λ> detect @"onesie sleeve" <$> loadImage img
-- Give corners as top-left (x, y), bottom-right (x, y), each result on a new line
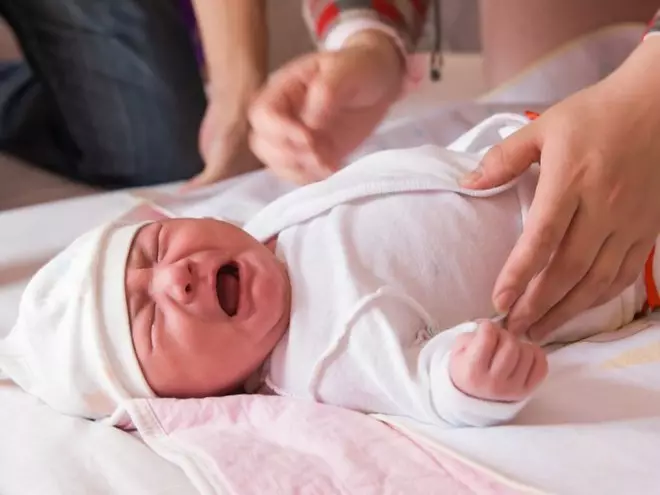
top-left (302, 0), bottom-right (430, 53)
top-left (308, 300), bottom-right (531, 428)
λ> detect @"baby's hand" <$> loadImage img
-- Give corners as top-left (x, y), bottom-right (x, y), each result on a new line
top-left (449, 321), bottom-right (548, 402)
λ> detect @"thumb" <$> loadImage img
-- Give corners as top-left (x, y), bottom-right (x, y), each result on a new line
top-left (302, 55), bottom-right (357, 129)
top-left (461, 125), bottom-right (541, 189)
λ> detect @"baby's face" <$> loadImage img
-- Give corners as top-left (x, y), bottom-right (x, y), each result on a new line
top-left (125, 218), bottom-right (291, 398)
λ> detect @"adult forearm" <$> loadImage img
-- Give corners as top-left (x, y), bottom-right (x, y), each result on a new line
top-left (303, 0), bottom-right (430, 51)
top-left (191, 0), bottom-right (268, 91)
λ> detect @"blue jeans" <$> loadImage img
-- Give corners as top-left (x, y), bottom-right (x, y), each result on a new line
top-left (0, 0), bottom-right (206, 188)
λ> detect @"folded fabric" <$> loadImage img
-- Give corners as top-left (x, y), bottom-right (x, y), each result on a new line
top-left (127, 394), bottom-right (527, 495)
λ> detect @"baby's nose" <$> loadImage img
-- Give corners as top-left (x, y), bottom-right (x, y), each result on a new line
top-left (151, 260), bottom-right (195, 304)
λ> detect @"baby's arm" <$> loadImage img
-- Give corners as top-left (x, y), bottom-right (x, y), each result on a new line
top-left (425, 321), bottom-right (548, 427)
top-left (306, 305), bottom-right (547, 427)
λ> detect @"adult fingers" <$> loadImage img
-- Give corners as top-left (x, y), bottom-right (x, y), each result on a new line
top-left (250, 117), bottom-right (313, 154)
top-left (249, 133), bottom-right (310, 184)
top-left (248, 59), bottom-right (317, 149)
top-left (525, 234), bottom-right (627, 341)
top-left (183, 168), bottom-right (224, 190)
top-left (254, 132), bottom-right (331, 183)
top-left (492, 163), bottom-right (579, 315)
top-left (461, 125), bottom-right (540, 189)
top-left (302, 52), bottom-right (358, 130)
top-left (250, 132), bottom-right (332, 185)
top-left (182, 136), bottom-right (238, 190)
top-left (249, 118), bottom-right (335, 179)
top-left (592, 239), bottom-right (654, 308)
top-left (249, 92), bottom-right (312, 150)
top-left (507, 204), bottom-right (611, 334)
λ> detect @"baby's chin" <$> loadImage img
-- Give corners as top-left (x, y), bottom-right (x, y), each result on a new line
top-left (251, 274), bottom-right (291, 344)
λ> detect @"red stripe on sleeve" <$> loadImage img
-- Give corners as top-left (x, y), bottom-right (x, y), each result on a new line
top-left (316, 3), bottom-right (341, 38)
top-left (371, 0), bottom-right (405, 25)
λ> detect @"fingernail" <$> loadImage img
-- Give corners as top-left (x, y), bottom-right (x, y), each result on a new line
top-left (494, 289), bottom-right (516, 313)
top-left (460, 168), bottom-right (482, 186)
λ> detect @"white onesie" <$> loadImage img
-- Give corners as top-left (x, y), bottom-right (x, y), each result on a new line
top-left (245, 117), bottom-right (646, 428)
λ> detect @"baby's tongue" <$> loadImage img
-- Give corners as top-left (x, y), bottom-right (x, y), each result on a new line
top-left (217, 271), bottom-right (239, 316)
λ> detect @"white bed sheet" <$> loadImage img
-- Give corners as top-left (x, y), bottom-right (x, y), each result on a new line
top-left (381, 316), bottom-right (660, 495)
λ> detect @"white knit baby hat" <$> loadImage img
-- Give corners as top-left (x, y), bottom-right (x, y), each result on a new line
top-left (0, 221), bottom-right (155, 424)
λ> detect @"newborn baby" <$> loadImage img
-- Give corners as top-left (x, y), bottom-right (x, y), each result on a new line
top-left (1, 141), bottom-right (656, 428)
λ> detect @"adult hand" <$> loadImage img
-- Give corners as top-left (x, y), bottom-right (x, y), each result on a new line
top-left (462, 38), bottom-right (660, 341)
top-left (249, 30), bottom-right (405, 184)
top-left (183, 83), bottom-right (262, 190)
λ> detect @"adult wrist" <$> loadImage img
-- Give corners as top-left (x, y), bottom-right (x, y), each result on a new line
top-left (607, 36), bottom-right (660, 96)
top-left (207, 62), bottom-right (265, 101)
top-left (345, 30), bottom-right (405, 71)
top-left (343, 28), bottom-right (424, 96)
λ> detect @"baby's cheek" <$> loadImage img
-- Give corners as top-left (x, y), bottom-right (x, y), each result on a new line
top-left (188, 324), bottom-right (259, 396)
top-left (146, 318), bottom-right (239, 398)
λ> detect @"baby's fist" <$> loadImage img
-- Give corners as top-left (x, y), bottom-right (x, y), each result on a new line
top-left (449, 321), bottom-right (548, 402)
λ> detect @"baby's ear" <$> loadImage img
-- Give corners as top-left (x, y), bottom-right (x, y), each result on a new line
top-left (117, 202), bottom-right (173, 223)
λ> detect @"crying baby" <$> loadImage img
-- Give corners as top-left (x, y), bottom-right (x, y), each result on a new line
top-left (0, 144), bottom-right (655, 428)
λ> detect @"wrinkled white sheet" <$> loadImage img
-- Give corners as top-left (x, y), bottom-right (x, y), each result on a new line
top-left (379, 316), bottom-right (660, 495)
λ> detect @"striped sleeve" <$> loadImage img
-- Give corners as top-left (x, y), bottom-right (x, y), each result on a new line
top-left (303, 0), bottom-right (430, 52)
top-left (644, 8), bottom-right (660, 39)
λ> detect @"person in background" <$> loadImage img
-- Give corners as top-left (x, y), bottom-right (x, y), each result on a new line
top-left (250, 0), bottom-right (660, 344)
top-left (0, 0), bottom-right (266, 189)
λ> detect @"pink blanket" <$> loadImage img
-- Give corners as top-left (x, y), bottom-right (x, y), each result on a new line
top-left (126, 395), bottom-right (523, 495)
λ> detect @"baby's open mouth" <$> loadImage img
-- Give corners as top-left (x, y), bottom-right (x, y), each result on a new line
top-left (216, 262), bottom-right (240, 317)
